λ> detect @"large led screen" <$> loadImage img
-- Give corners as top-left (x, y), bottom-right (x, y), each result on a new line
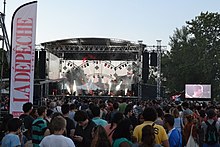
top-left (185, 84), bottom-right (211, 99)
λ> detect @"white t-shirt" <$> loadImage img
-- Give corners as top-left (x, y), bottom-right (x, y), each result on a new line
top-left (40, 134), bottom-right (75, 147)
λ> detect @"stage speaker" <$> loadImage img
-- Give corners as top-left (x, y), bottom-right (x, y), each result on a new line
top-left (142, 51), bottom-right (149, 83)
top-left (141, 84), bottom-right (165, 100)
top-left (150, 52), bottom-right (157, 66)
top-left (33, 84), bottom-right (41, 105)
top-left (39, 51), bottom-right (46, 79)
top-left (141, 84), bottom-right (157, 100)
top-left (34, 51), bottom-right (39, 79)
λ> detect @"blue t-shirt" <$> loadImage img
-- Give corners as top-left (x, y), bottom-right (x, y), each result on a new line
top-left (1, 133), bottom-right (21, 147)
top-left (92, 117), bottom-right (108, 127)
top-left (169, 128), bottom-right (182, 147)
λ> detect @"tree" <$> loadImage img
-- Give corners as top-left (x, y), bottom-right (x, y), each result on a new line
top-left (161, 12), bottom-right (220, 99)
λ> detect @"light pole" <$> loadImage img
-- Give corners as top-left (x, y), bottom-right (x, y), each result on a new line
top-left (0, 0), bottom-right (6, 120)
top-left (156, 40), bottom-right (162, 99)
top-left (138, 40), bottom-right (144, 99)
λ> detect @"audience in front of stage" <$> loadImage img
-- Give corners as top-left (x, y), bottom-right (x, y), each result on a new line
top-left (0, 97), bottom-right (220, 147)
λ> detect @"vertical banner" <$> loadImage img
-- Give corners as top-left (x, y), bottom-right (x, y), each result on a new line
top-left (10, 1), bottom-right (37, 117)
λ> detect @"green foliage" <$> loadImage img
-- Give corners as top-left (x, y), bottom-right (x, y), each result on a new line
top-left (162, 12), bottom-right (220, 99)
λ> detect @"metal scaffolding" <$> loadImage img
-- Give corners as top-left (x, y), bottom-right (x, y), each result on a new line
top-left (146, 40), bottom-right (167, 99)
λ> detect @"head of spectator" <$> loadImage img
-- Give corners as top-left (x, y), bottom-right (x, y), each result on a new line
top-left (113, 102), bottom-right (119, 111)
top-left (46, 109), bottom-right (54, 118)
top-left (91, 125), bottom-right (111, 147)
top-left (124, 104), bottom-right (133, 117)
top-left (143, 107), bottom-right (157, 122)
top-left (7, 118), bottom-right (22, 134)
top-left (110, 112), bottom-right (124, 129)
top-left (22, 102), bottom-right (33, 114)
top-left (163, 114), bottom-right (174, 131)
top-left (172, 108), bottom-right (180, 118)
top-left (30, 108), bottom-right (38, 119)
top-left (112, 118), bottom-right (132, 141)
top-left (199, 109), bottom-right (206, 119)
top-left (51, 116), bottom-right (66, 135)
top-left (206, 109), bottom-right (216, 119)
top-left (69, 103), bottom-right (76, 111)
top-left (49, 102), bottom-right (56, 110)
top-left (137, 113), bottom-right (144, 125)
top-left (141, 125), bottom-right (156, 147)
top-left (74, 110), bottom-right (89, 127)
top-left (45, 109), bottom-right (53, 122)
top-left (37, 106), bottom-right (47, 118)
top-left (182, 102), bottom-right (189, 110)
top-left (156, 107), bottom-right (164, 120)
top-left (61, 104), bottom-right (70, 116)
top-left (91, 106), bottom-right (101, 118)
top-left (0, 114), bottom-right (13, 137)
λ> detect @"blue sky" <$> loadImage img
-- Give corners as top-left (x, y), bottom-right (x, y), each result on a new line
top-left (1, 0), bottom-right (220, 48)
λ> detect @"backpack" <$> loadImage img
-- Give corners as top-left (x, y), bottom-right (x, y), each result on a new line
top-left (205, 121), bottom-right (218, 144)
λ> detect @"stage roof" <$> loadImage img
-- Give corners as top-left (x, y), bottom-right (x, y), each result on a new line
top-left (40, 37), bottom-right (146, 60)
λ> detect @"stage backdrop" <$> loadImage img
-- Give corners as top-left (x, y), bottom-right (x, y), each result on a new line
top-left (10, 1), bottom-right (37, 117)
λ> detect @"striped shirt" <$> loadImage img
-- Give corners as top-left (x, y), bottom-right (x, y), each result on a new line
top-left (32, 118), bottom-right (47, 147)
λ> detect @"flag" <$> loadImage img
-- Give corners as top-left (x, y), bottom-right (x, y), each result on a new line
top-left (10, 1), bottom-right (37, 117)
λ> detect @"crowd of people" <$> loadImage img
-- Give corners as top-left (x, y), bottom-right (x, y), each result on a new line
top-left (0, 97), bottom-right (219, 147)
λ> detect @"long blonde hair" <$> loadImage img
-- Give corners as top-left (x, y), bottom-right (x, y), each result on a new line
top-left (91, 125), bottom-right (111, 147)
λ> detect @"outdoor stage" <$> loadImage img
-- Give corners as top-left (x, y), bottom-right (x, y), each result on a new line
top-left (34, 38), bottom-right (149, 101)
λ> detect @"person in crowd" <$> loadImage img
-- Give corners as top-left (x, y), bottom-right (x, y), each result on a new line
top-left (86, 102), bottom-right (95, 119)
top-left (39, 116), bottom-right (75, 147)
top-left (104, 112), bottom-right (124, 145)
top-left (73, 110), bottom-right (96, 147)
top-left (0, 114), bottom-right (13, 143)
top-left (68, 103), bottom-right (77, 127)
top-left (110, 102), bottom-right (120, 122)
top-left (112, 118), bottom-right (133, 147)
top-left (137, 113), bottom-right (145, 125)
top-left (30, 108), bottom-right (39, 119)
top-left (1, 118), bottom-right (22, 147)
top-left (19, 102), bottom-right (35, 140)
top-left (139, 125), bottom-right (162, 147)
top-left (91, 125), bottom-right (111, 147)
top-left (155, 107), bottom-right (164, 126)
top-left (164, 114), bottom-right (182, 147)
top-left (133, 101), bottom-right (143, 119)
top-left (32, 106), bottom-right (48, 147)
top-left (99, 102), bottom-right (107, 120)
top-left (124, 104), bottom-right (138, 129)
top-left (48, 112), bottom-right (64, 135)
top-left (172, 108), bottom-right (182, 134)
top-left (133, 107), bottom-right (169, 147)
top-left (182, 113), bottom-right (198, 146)
top-left (61, 103), bottom-right (75, 138)
top-left (45, 109), bottom-right (53, 124)
top-left (182, 102), bottom-right (193, 126)
top-left (49, 101), bottom-right (57, 112)
top-left (201, 109), bottom-right (220, 147)
top-left (105, 100), bottom-right (114, 122)
top-left (119, 98), bottom-right (127, 114)
top-left (91, 106), bottom-right (108, 127)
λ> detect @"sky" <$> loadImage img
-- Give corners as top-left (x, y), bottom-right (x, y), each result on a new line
top-left (1, 0), bottom-right (220, 49)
